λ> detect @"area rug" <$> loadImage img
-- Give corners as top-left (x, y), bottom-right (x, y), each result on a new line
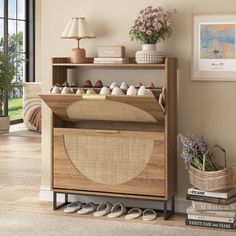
top-left (0, 211), bottom-right (234, 236)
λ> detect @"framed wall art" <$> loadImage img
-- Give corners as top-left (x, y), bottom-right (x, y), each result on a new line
top-left (192, 14), bottom-right (236, 81)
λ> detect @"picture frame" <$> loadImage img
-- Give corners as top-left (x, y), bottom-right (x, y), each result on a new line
top-left (192, 14), bottom-right (236, 81)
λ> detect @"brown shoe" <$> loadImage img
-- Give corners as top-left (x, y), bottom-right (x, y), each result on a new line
top-left (135, 81), bottom-right (143, 88)
top-left (82, 80), bottom-right (93, 88)
top-left (94, 80), bottom-right (103, 88)
top-left (146, 82), bottom-right (155, 89)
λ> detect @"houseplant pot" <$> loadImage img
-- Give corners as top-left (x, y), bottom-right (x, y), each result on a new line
top-left (135, 44), bottom-right (164, 64)
top-left (0, 116), bottom-right (10, 134)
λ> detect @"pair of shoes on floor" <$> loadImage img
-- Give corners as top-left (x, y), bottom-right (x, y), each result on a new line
top-left (94, 202), bottom-right (127, 218)
top-left (125, 208), bottom-right (157, 221)
top-left (63, 201), bottom-right (97, 215)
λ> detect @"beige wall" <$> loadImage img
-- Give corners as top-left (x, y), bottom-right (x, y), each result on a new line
top-left (35, 0), bottom-right (41, 82)
top-left (39, 0), bottom-right (236, 197)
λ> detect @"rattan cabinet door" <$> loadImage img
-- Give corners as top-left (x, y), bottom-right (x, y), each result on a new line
top-left (53, 128), bottom-right (165, 197)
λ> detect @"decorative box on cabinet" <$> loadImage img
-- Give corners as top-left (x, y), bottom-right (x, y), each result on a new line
top-left (40, 57), bottom-right (177, 220)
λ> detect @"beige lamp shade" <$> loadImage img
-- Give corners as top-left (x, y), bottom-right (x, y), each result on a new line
top-left (61, 17), bottom-right (95, 39)
top-left (61, 17), bottom-right (95, 64)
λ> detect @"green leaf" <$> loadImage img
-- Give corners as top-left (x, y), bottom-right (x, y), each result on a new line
top-left (0, 35), bottom-right (25, 116)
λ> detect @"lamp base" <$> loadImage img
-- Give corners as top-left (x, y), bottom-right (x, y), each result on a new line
top-left (71, 48), bottom-right (86, 64)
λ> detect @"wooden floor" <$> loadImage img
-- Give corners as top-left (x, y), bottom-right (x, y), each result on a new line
top-left (0, 134), bottom-right (50, 213)
top-left (0, 127), bottom-right (232, 232)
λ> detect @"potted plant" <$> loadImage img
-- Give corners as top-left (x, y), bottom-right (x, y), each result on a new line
top-left (0, 52), bottom-right (17, 133)
top-left (0, 32), bottom-right (25, 133)
top-left (129, 6), bottom-right (176, 64)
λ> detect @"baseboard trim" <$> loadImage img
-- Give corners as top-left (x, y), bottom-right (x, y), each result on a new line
top-left (39, 188), bottom-right (190, 213)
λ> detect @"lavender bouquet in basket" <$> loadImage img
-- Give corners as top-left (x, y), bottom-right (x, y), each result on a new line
top-left (179, 134), bottom-right (218, 171)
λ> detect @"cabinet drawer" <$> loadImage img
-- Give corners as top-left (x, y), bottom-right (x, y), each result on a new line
top-left (53, 128), bottom-right (165, 197)
top-left (40, 93), bottom-right (164, 123)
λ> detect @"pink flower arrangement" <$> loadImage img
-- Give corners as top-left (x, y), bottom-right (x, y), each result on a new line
top-left (129, 6), bottom-right (176, 44)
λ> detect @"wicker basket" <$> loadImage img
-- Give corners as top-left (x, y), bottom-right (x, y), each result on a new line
top-left (188, 145), bottom-right (236, 191)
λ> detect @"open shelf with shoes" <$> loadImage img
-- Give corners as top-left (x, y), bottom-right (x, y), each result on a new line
top-left (40, 57), bottom-right (177, 220)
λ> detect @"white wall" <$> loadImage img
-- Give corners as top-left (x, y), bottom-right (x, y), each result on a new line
top-left (39, 0), bottom-right (236, 202)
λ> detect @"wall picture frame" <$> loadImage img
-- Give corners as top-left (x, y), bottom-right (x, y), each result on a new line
top-left (192, 14), bottom-right (236, 81)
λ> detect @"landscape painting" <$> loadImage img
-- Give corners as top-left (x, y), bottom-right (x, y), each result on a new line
top-left (200, 24), bottom-right (235, 59)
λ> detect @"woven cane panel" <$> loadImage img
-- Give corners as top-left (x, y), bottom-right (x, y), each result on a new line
top-left (66, 100), bottom-right (157, 122)
top-left (64, 135), bottom-right (154, 185)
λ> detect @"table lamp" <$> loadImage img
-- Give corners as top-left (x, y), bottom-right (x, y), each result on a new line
top-left (61, 17), bottom-right (95, 63)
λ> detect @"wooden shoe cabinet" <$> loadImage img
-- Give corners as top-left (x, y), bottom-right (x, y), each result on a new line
top-left (40, 57), bottom-right (177, 220)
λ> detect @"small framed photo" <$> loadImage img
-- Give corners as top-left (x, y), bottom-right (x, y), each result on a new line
top-left (192, 14), bottom-right (236, 81)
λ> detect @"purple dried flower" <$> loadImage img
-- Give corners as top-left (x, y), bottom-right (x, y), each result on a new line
top-left (179, 133), bottom-right (208, 167)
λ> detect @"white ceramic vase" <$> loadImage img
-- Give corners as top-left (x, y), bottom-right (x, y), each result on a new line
top-left (135, 44), bottom-right (164, 64)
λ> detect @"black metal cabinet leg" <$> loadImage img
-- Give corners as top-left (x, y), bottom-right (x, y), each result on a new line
top-left (172, 196), bottom-right (175, 214)
top-left (163, 196), bottom-right (175, 220)
top-left (53, 191), bottom-right (57, 210)
top-left (164, 201), bottom-right (168, 220)
top-left (53, 192), bottom-right (69, 210)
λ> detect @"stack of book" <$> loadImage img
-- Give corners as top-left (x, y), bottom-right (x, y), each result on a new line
top-left (94, 46), bottom-right (129, 64)
top-left (186, 187), bottom-right (236, 229)
top-left (93, 57), bottom-right (129, 64)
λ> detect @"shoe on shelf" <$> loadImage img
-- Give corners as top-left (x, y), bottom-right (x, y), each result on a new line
top-left (62, 81), bottom-right (70, 87)
top-left (138, 86), bottom-right (153, 96)
top-left (86, 89), bottom-right (96, 95)
top-left (127, 85), bottom-right (137, 96)
top-left (94, 80), bottom-right (103, 88)
top-left (111, 87), bottom-right (124, 96)
top-left (82, 80), bottom-right (93, 88)
top-left (135, 81), bottom-right (143, 88)
top-left (110, 82), bottom-right (118, 90)
top-left (146, 82), bottom-right (155, 89)
top-left (100, 87), bottom-right (111, 95)
top-left (120, 82), bottom-right (128, 90)
top-left (76, 88), bottom-right (85, 95)
top-left (50, 84), bottom-right (62, 94)
top-left (61, 87), bottom-right (74, 94)
top-left (137, 86), bottom-right (146, 96)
